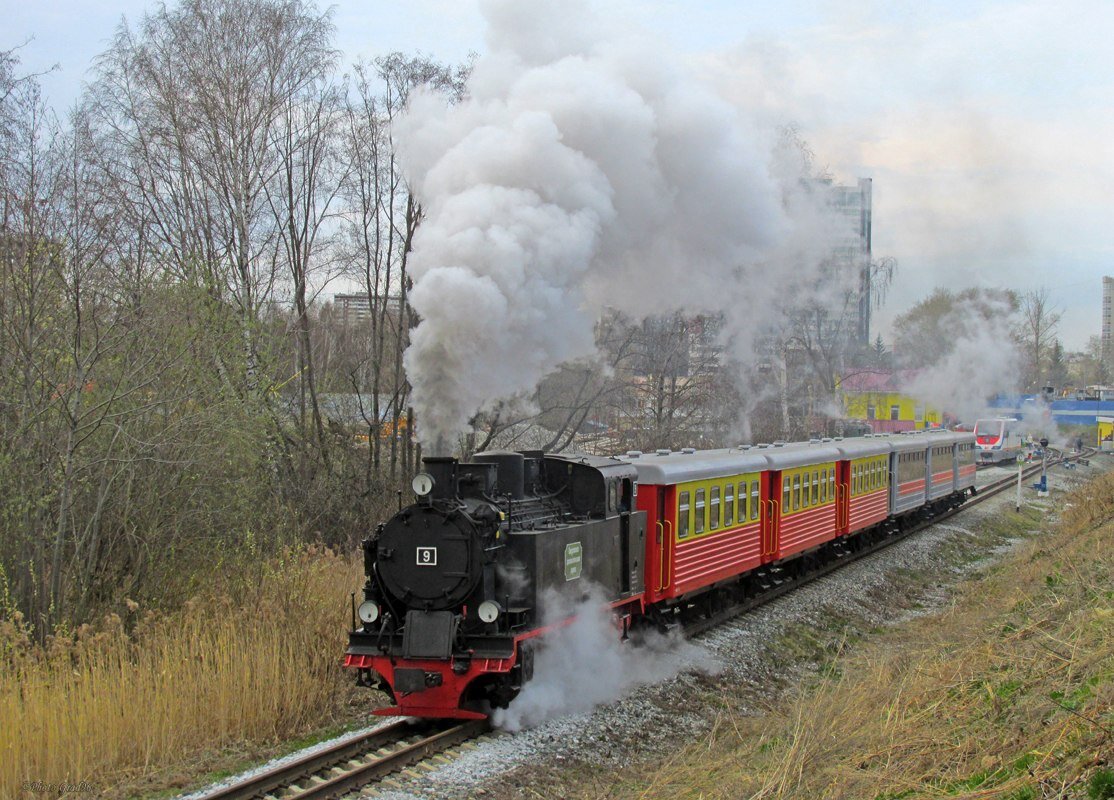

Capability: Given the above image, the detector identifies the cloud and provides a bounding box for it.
[694,0,1114,349]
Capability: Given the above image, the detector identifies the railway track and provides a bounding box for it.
[195,448,1093,799]
[195,718,489,800]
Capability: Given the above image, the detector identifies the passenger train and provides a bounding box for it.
[344,430,977,719]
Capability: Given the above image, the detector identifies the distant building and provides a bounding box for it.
[333,293,403,327]
[824,178,873,345]
[840,370,944,432]
[1102,276,1114,373]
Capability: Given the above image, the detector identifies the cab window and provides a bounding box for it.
[678,491,690,538]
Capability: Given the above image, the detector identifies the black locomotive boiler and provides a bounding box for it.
[344,450,647,719]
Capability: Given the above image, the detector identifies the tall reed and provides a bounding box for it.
[0,547,363,797]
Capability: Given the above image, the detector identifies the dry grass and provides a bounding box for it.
[0,547,364,797]
[605,473,1114,800]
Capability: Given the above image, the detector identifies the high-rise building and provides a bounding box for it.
[333,292,403,326]
[825,178,873,345]
[1102,276,1114,372]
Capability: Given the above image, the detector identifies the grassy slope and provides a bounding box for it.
[596,472,1114,800]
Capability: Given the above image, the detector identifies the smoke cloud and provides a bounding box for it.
[399,0,841,448]
[901,294,1021,424]
[492,584,720,732]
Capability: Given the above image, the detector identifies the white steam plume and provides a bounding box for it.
[399,0,839,448]
[492,584,720,732]
[902,294,1021,424]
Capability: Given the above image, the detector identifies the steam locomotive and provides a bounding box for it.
[344,450,646,719]
[344,431,976,719]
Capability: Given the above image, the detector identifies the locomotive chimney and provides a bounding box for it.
[421,457,458,501]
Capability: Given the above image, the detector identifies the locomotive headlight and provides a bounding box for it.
[477,600,502,623]
[412,473,434,497]
[358,600,380,625]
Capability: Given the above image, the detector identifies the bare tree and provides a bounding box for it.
[339,53,467,478]
[267,38,343,461]
[1019,287,1062,390]
[90,0,336,397]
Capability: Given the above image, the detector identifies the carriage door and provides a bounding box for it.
[763,471,780,561]
[619,478,634,594]
[836,460,851,536]
[655,488,672,596]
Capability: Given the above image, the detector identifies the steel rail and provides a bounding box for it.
[287,720,488,799]
[194,719,488,800]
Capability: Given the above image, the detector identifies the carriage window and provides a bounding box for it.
[678,491,690,539]
[724,484,735,526]
[695,488,706,534]
[710,486,721,530]
[751,482,760,520]
[783,480,791,513]
[812,471,819,504]
[793,475,801,510]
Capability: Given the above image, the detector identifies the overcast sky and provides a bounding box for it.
[6,0,1112,350]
